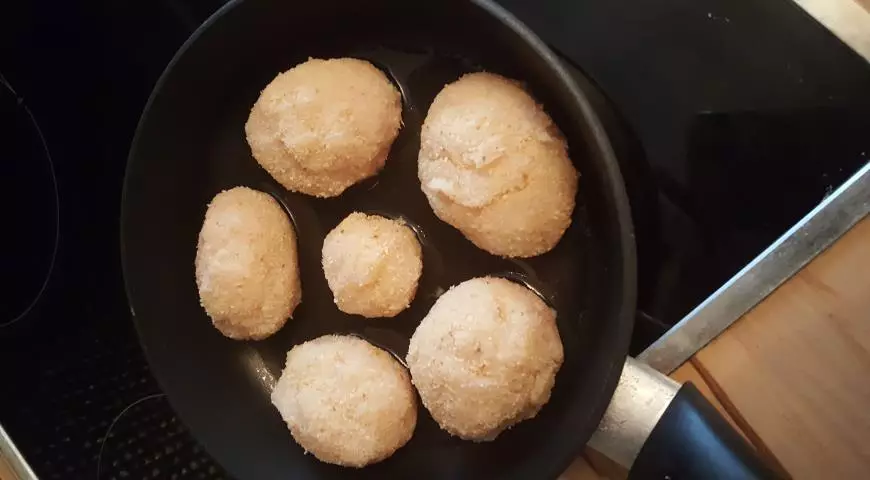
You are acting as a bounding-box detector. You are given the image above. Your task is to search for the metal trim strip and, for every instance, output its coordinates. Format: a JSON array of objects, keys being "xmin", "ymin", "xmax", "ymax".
[
  {"xmin": 639, "ymin": 161, "xmax": 870, "ymax": 373},
  {"xmin": 0, "ymin": 424, "xmax": 37, "ymax": 480}
]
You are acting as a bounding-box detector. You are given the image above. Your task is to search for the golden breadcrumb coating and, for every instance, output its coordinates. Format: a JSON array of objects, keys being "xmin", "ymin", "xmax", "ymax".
[
  {"xmin": 418, "ymin": 72, "xmax": 577, "ymax": 257},
  {"xmin": 195, "ymin": 187, "xmax": 301, "ymax": 340},
  {"xmin": 271, "ymin": 335, "xmax": 417, "ymax": 467},
  {"xmin": 407, "ymin": 277, "xmax": 563, "ymax": 441},
  {"xmin": 246, "ymin": 58, "xmax": 402, "ymax": 197},
  {"xmin": 322, "ymin": 212, "xmax": 423, "ymax": 318}
]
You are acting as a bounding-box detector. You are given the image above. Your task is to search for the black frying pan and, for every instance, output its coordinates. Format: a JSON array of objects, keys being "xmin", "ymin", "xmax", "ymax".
[{"xmin": 121, "ymin": 0, "xmax": 768, "ymax": 478}]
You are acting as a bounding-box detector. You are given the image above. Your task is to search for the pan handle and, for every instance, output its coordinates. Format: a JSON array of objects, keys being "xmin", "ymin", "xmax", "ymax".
[
  {"xmin": 628, "ymin": 382, "xmax": 779, "ymax": 479},
  {"xmin": 589, "ymin": 358, "xmax": 781, "ymax": 479}
]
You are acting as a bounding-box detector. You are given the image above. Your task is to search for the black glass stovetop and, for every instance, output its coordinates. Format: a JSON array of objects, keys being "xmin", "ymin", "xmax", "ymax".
[{"xmin": 2, "ymin": 0, "xmax": 870, "ymax": 478}]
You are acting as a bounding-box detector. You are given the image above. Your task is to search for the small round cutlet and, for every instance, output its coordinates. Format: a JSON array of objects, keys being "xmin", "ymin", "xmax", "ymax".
[
  {"xmin": 418, "ymin": 72, "xmax": 578, "ymax": 258},
  {"xmin": 407, "ymin": 277, "xmax": 563, "ymax": 441},
  {"xmin": 195, "ymin": 187, "xmax": 301, "ymax": 340},
  {"xmin": 245, "ymin": 58, "xmax": 402, "ymax": 198},
  {"xmin": 322, "ymin": 212, "xmax": 423, "ymax": 318},
  {"xmin": 271, "ymin": 335, "xmax": 417, "ymax": 467}
]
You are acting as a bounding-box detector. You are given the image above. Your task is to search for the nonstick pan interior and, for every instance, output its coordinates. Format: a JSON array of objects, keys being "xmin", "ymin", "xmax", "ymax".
[{"xmin": 121, "ymin": 0, "xmax": 636, "ymax": 478}]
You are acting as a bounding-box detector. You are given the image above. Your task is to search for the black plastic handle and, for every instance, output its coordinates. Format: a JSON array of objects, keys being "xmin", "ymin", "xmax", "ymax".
[{"xmin": 629, "ymin": 382, "xmax": 781, "ymax": 480}]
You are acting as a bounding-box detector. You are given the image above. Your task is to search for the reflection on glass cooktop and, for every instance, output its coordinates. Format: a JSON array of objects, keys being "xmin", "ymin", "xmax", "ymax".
[{"xmin": 1, "ymin": 0, "xmax": 870, "ymax": 477}]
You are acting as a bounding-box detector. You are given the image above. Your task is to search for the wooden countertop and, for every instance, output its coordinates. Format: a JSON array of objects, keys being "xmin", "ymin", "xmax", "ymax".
[
  {"xmin": 562, "ymin": 1, "xmax": 870, "ymax": 478},
  {"xmin": 691, "ymin": 216, "xmax": 870, "ymax": 478},
  {"xmin": 565, "ymin": 186, "xmax": 870, "ymax": 480},
  {"xmin": 659, "ymin": 1, "xmax": 870, "ymax": 476}
]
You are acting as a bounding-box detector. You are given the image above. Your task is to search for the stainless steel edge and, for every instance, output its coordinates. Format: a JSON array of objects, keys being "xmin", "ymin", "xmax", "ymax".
[
  {"xmin": 0, "ymin": 423, "xmax": 38, "ymax": 480},
  {"xmin": 588, "ymin": 358, "xmax": 679, "ymax": 468},
  {"xmin": 639, "ymin": 161, "xmax": 870, "ymax": 374}
]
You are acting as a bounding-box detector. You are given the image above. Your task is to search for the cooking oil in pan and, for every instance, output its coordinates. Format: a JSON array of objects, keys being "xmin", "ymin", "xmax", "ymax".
[{"xmin": 241, "ymin": 48, "xmax": 590, "ymax": 422}]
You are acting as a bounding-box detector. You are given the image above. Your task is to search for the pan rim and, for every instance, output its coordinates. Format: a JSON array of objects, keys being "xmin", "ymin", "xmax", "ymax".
[
  {"xmin": 478, "ymin": 2, "xmax": 638, "ymax": 477},
  {"xmin": 120, "ymin": 0, "xmax": 638, "ymax": 478}
]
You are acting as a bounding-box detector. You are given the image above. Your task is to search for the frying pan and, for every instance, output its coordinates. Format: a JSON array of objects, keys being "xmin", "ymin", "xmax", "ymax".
[{"xmin": 121, "ymin": 0, "xmax": 776, "ymax": 478}]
